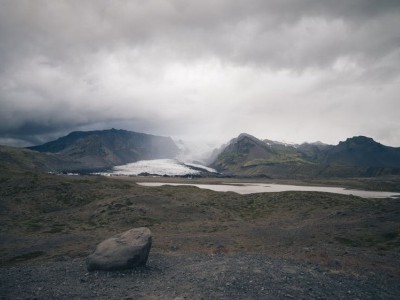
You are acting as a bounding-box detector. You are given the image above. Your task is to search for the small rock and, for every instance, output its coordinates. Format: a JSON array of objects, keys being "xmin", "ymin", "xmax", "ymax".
[
  {"xmin": 328, "ymin": 259, "xmax": 342, "ymax": 269},
  {"xmin": 86, "ymin": 227, "xmax": 152, "ymax": 271}
]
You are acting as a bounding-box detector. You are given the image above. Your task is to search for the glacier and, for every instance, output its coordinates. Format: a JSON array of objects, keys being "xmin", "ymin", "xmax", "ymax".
[{"xmin": 97, "ymin": 159, "xmax": 216, "ymax": 176}]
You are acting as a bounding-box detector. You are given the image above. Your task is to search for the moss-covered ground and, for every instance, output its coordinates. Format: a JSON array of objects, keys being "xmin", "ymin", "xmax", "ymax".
[{"xmin": 1, "ymin": 170, "xmax": 399, "ymax": 276}]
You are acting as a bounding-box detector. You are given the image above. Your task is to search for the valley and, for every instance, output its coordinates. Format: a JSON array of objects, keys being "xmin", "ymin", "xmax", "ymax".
[
  {"xmin": 1, "ymin": 170, "xmax": 400, "ymax": 270},
  {"xmin": 1, "ymin": 129, "xmax": 400, "ymax": 298},
  {"xmin": 1, "ymin": 170, "xmax": 400, "ymax": 298},
  {"xmin": 5, "ymin": 128, "xmax": 400, "ymax": 179}
]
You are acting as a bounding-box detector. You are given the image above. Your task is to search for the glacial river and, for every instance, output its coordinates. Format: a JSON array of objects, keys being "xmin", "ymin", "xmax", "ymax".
[{"xmin": 137, "ymin": 182, "xmax": 400, "ymax": 199}]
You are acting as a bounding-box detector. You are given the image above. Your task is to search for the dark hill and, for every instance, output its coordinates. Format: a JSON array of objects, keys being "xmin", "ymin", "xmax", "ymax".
[
  {"xmin": 210, "ymin": 134, "xmax": 400, "ymax": 178},
  {"xmin": 318, "ymin": 136, "xmax": 400, "ymax": 177},
  {"xmin": 210, "ymin": 134, "xmax": 313, "ymax": 178},
  {"xmin": 325, "ymin": 136, "xmax": 400, "ymax": 168},
  {"xmin": 28, "ymin": 129, "xmax": 179, "ymax": 170},
  {"xmin": 0, "ymin": 146, "xmax": 84, "ymax": 173}
]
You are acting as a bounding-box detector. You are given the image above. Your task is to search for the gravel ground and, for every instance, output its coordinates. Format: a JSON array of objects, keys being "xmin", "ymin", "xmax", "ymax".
[{"xmin": 1, "ymin": 253, "xmax": 399, "ymax": 300}]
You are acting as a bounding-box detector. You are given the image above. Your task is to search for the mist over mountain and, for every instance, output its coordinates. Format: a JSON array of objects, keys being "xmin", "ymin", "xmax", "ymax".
[
  {"xmin": 211, "ymin": 134, "xmax": 400, "ymax": 178},
  {"xmin": 173, "ymin": 139, "xmax": 217, "ymax": 165}
]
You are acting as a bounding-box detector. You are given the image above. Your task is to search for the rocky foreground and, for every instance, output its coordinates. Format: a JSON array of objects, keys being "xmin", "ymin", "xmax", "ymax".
[{"xmin": 1, "ymin": 252, "xmax": 399, "ymax": 300}]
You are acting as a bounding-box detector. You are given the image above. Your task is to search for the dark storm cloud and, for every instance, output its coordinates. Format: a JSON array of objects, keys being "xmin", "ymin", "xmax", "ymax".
[
  {"xmin": 2, "ymin": 0, "xmax": 399, "ymax": 69},
  {"xmin": 0, "ymin": 0, "xmax": 400, "ymax": 147}
]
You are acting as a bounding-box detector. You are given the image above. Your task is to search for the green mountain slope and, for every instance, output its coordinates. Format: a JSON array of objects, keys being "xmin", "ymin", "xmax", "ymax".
[
  {"xmin": 211, "ymin": 134, "xmax": 314, "ymax": 178},
  {"xmin": 210, "ymin": 134, "xmax": 400, "ymax": 178}
]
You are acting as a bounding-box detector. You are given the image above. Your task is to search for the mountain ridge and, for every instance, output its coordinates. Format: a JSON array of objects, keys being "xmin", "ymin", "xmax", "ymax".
[
  {"xmin": 27, "ymin": 128, "xmax": 180, "ymax": 171},
  {"xmin": 210, "ymin": 134, "xmax": 400, "ymax": 178},
  {"xmin": 3, "ymin": 129, "xmax": 400, "ymax": 178}
]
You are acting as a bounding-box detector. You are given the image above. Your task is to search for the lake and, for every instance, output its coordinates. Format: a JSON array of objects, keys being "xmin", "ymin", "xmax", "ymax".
[{"xmin": 137, "ymin": 182, "xmax": 400, "ymax": 199}]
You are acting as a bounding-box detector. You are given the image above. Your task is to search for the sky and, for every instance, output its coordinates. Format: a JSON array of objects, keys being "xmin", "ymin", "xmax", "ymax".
[{"xmin": 1, "ymin": 0, "xmax": 400, "ymax": 150}]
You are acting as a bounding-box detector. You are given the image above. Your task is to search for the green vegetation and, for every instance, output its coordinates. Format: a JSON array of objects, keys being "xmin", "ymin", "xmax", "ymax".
[
  {"xmin": 335, "ymin": 230, "xmax": 400, "ymax": 250},
  {"xmin": 243, "ymin": 156, "xmax": 312, "ymax": 167},
  {"xmin": 1, "ymin": 167, "xmax": 400, "ymax": 275},
  {"xmin": 8, "ymin": 251, "xmax": 46, "ymax": 263}
]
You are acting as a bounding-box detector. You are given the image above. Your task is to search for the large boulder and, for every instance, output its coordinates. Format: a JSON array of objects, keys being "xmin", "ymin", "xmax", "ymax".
[{"xmin": 86, "ymin": 227, "xmax": 152, "ymax": 271}]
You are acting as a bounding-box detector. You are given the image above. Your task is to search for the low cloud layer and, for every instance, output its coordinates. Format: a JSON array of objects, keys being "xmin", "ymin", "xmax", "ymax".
[{"xmin": 1, "ymin": 0, "xmax": 400, "ymax": 148}]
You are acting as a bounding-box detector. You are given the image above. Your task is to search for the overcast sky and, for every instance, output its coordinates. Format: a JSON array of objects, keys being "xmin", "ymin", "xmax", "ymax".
[{"xmin": 1, "ymin": 0, "xmax": 400, "ymax": 149}]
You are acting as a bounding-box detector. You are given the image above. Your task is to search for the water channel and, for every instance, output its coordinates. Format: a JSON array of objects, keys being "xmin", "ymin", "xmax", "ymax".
[{"xmin": 137, "ymin": 182, "xmax": 400, "ymax": 199}]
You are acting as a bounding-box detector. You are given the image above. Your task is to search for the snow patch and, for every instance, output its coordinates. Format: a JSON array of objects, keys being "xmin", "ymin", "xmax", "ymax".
[{"xmin": 184, "ymin": 162, "xmax": 217, "ymax": 173}]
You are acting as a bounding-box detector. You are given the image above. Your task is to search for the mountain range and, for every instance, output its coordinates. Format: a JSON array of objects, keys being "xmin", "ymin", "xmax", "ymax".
[
  {"xmin": 1, "ymin": 129, "xmax": 400, "ymax": 178},
  {"xmin": 211, "ymin": 133, "xmax": 400, "ymax": 178}
]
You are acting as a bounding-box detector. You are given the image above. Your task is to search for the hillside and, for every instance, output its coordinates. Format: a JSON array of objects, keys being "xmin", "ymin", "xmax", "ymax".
[
  {"xmin": 210, "ymin": 134, "xmax": 400, "ymax": 178},
  {"xmin": 210, "ymin": 133, "xmax": 310, "ymax": 178},
  {"xmin": 0, "ymin": 145, "xmax": 85, "ymax": 174},
  {"xmin": 4, "ymin": 129, "xmax": 400, "ymax": 178},
  {"xmin": 28, "ymin": 129, "xmax": 180, "ymax": 171}
]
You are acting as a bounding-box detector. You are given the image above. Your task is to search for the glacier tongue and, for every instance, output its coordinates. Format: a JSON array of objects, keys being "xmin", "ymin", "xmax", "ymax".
[{"xmin": 97, "ymin": 159, "xmax": 213, "ymax": 176}]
